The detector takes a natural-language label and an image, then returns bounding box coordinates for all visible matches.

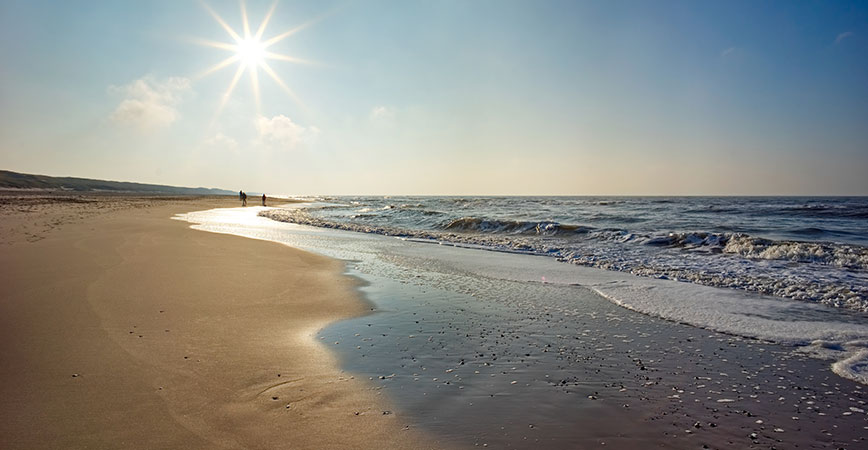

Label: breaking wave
[438,216,868,270]
[261,207,868,312]
[442,217,593,236]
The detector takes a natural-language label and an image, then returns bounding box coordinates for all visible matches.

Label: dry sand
[0,192,439,449]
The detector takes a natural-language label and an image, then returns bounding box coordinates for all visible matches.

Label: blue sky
[1,0,866,195]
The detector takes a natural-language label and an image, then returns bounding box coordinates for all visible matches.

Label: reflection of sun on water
[194,1,318,118]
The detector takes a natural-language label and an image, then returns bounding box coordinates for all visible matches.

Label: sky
[0,0,866,195]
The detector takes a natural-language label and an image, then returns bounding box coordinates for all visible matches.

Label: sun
[236,38,266,67]
[193,0,318,117]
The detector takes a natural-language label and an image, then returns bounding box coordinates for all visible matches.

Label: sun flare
[194,1,317,118]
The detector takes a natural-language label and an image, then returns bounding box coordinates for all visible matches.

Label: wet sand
[321,259,868,449]
[0,192,437,449]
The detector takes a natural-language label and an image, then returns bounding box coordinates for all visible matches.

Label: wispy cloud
[720,47,736,57]
[255,115,319,149]
[109,76,191,129]
[203,132,238,152]
[835,31,854,44]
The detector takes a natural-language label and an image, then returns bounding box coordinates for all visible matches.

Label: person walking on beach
[241,191,247,207]
[261,194,267,206]
[239,190,243,201]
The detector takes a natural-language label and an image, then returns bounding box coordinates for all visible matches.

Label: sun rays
[194,0,315,118]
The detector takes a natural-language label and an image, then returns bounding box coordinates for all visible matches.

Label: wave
[356,204,443,215]
[285,206,868,271]
[780,204,868,219]
[260,207,868,312]
[722,234,868,269]
[441,217,593,236]
[609,231,868,270]
[263,208,412,237]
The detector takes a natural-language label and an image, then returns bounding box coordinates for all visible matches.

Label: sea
[178,196,868,447]
[264,196,868,311]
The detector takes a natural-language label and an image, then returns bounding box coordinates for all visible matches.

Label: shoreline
[0,194,438,449]
[181,203,868,449]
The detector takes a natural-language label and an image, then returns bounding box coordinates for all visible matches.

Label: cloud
[835,31,854,44]
[255,115,319,149]
[369,105,396,123]
[720,47,736,57]
[109,76,191,129]
[203,132,238,152]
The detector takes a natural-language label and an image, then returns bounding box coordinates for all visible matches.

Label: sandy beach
[0,192,437,449]
[2,192,866,449]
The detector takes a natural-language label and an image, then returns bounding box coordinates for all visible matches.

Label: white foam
[832,349,868,385]
[723,234,868,269]
[587,279,868,345]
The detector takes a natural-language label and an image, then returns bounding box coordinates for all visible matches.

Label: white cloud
[203,132,238,152]
[720,47,736,57]
[369,105,395,123]
[109,76,191,129]
[835,31,854,44]
[255,115,318,150]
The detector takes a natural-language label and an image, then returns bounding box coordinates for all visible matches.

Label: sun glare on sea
[194,1,317,117]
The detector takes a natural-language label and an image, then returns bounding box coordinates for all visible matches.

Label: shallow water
[177,205,868,448]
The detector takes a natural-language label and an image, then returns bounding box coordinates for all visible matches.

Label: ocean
[178,197,868,448]
[263,196,868,311]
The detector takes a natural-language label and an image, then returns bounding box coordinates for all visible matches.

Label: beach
[2,193,867,449]
[0,193,436,449]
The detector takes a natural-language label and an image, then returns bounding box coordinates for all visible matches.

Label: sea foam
[831,349,868,385]
[260,207,868,311]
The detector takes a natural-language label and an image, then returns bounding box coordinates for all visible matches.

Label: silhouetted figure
[262,194,266,206]
[239,190,243,201]
[241,191,247,207]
